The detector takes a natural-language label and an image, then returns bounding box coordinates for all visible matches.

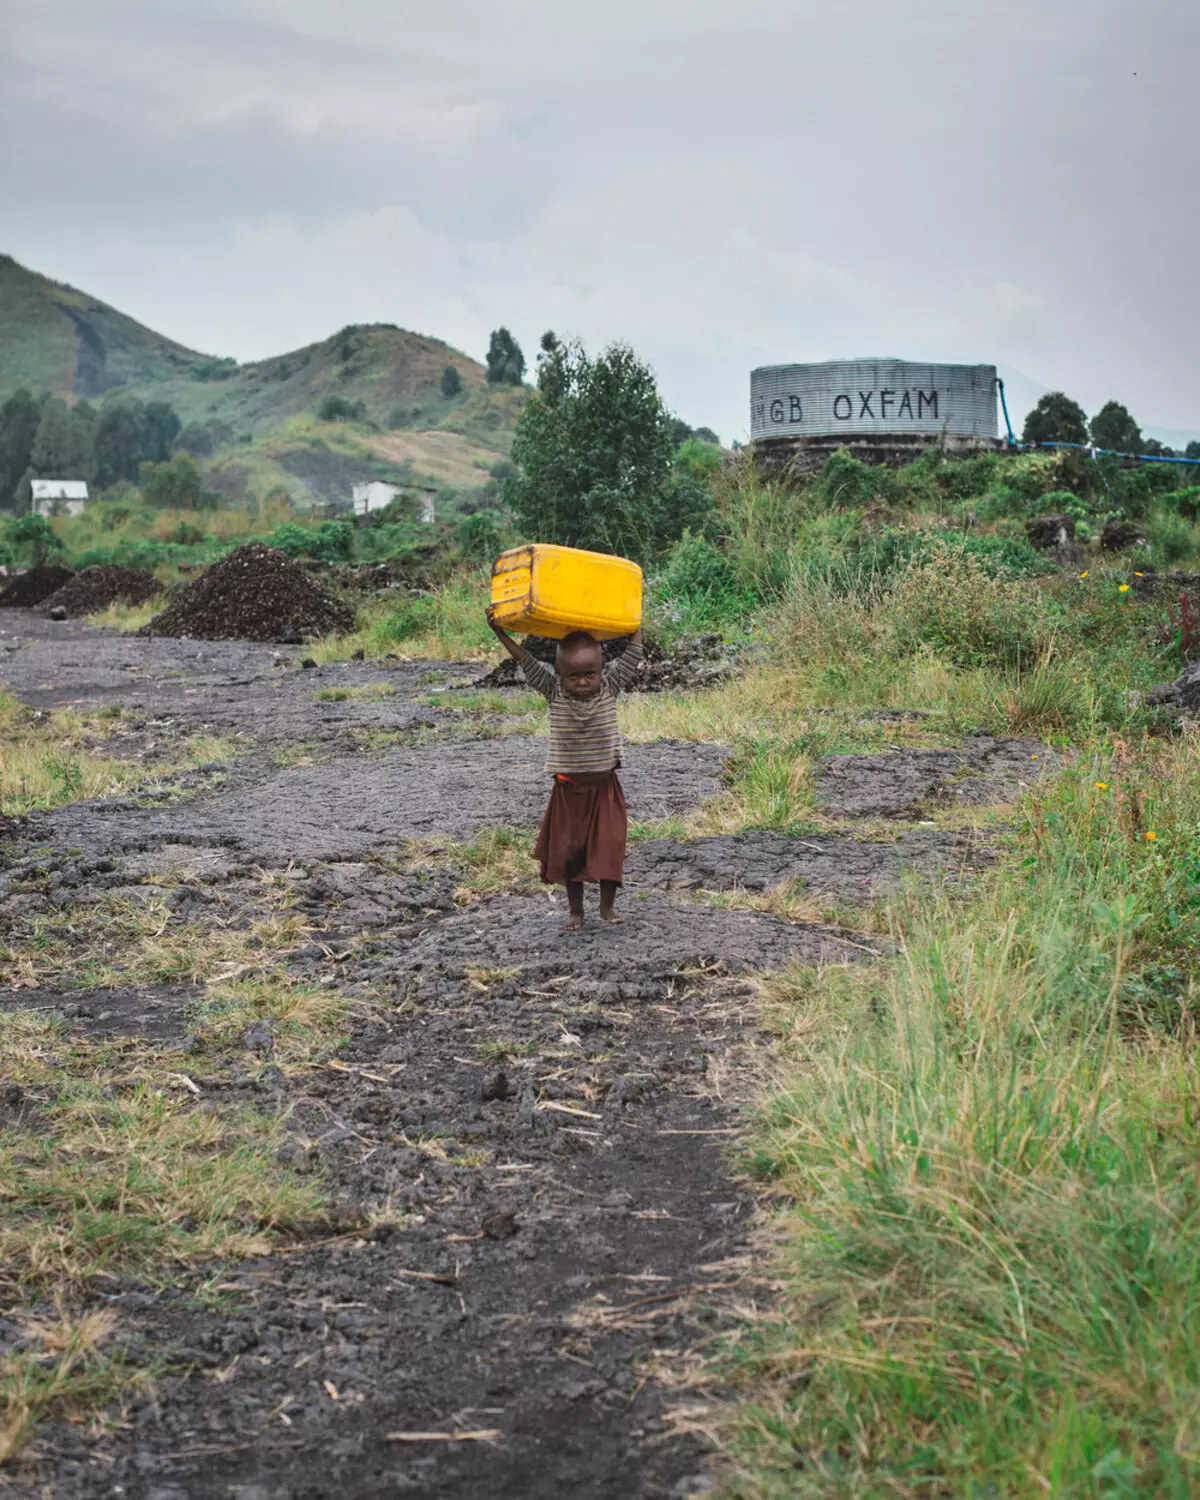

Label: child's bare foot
[565,912,583,931]
[599,909,624,924]
[598,880,622,924]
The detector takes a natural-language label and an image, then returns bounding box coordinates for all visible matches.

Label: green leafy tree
[486,328,526,386]
[318,394,365,422]
[65,400,98,479]
[143,400,182,463]
[1186,441,1200,461]
[5,512,64,567]
[139,454,203,509]
[94,396,147,486]
[1090,400,1142,455]
[0,389,41,508]
[1022,391,1088,446]
[176,422,216,458]
[507,332,676,558]
[31,397,73,476]
[440,364,463,399]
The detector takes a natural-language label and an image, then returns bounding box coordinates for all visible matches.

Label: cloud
[2,0,1198,439]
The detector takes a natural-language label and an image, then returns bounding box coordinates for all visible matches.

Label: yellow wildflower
[1146,830,1158,841]
[1119,584,1130,592]
[1080,570,1089,578]
[1095,782,1109,790]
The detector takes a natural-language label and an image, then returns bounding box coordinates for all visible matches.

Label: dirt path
[0,612,1049,1499]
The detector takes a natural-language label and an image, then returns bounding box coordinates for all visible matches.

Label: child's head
[556,631,603,698]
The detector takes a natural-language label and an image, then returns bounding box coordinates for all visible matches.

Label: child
[486,608,643,929]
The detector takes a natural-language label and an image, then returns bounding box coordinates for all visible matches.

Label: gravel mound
[0,564,74,608]
[36,565,160,618]
[140,543,356,643]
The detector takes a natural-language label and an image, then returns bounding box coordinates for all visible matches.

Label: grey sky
[3,0,1197,442]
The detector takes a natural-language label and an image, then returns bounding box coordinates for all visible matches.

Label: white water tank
[751,360,997,442]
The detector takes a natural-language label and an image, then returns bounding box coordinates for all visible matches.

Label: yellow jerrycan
[489,544,643,640]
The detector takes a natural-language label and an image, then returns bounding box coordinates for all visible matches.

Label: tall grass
[721,744,1200,1497]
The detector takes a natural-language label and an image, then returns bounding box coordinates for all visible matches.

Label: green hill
[0,253,524,507]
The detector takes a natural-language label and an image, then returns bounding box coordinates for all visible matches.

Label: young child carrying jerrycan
[485,612,643,930]
[486,542,644,928]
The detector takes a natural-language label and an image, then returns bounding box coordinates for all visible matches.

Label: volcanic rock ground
[0,612,1051,1499]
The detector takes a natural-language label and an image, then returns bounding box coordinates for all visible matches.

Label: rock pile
[0,564,74,608]
[140,543,356,643]
[37,565,161,619]
[476,632,743,693]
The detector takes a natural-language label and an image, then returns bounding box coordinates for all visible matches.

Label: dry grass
[83,596,169,633]
[0,1011,323,1294]
[0,1306,130,1465]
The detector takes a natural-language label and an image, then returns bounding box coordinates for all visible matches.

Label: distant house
[351,481,401,516]
[31,480,88,517]
[350,480,436,523]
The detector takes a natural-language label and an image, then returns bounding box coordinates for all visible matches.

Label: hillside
[0,254,524,506]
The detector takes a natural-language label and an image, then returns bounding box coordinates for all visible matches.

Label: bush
[660,529,741,616]
[456,512,503,563]
[318,395,366,423]
[818,448,881,509]
[266,521,354,562]
[440,365,463,399]
[890,543,1051,667]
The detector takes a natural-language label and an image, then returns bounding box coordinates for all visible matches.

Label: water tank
[750,360,997,442]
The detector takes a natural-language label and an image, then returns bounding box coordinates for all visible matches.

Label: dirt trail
[0,612,1050,1499]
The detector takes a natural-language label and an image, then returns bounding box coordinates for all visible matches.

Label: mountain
[0,254,525,506]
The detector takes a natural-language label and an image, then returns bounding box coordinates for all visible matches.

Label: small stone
[48,604,68,621]
[481,1208,519,1240]
[300,657,318,669]
[0,1082,23,1109]
[181,1032,205,1054]
[480,1069,511,1102]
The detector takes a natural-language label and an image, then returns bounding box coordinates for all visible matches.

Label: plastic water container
[489,544,643,640]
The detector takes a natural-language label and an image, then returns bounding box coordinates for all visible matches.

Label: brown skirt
[533,772,627,885]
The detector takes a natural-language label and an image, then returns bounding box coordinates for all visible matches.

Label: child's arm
[605,626,644,693]
[486,606,528,663]
[486,606,556,698]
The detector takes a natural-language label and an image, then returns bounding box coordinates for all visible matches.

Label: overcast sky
[3,0,1197,442]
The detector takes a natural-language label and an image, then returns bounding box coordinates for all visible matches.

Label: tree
[1090,401,1142,455]
[140,454,203,509]
[440,364,463,399]
[318,394,365,422]
[143,400,182,463]
[1186,441,1200,461]
[486,328,526,386]
[176,422,216,458]
[94,396,147,486]
[0,389,41,508]
[65,401,98,479]
[1021,391,1088,447]
[5,512,64,567]
[31,397,73,476]
[507,331,676,558]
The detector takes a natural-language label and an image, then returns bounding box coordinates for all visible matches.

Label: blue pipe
[996,377,1016,445]
[1012,440,1200,468]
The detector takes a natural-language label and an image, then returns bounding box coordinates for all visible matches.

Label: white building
[350,480,436,523]
[31,480,88,517]
[351,481,401,516]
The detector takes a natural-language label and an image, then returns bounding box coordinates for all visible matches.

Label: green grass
[718,742,1200,1497]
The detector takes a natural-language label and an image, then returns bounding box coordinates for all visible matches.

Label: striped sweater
[519,641,643,774]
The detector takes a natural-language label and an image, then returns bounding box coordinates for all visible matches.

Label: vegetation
[485,327,526,386]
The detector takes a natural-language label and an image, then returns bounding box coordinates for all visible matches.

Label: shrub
[818,448,881,509]
[889,543,1051,667]
[440,365,463,399]
[661,529,740,607]
[456,512,503,563]
[266,521,354,562]
[318,395,366,423]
